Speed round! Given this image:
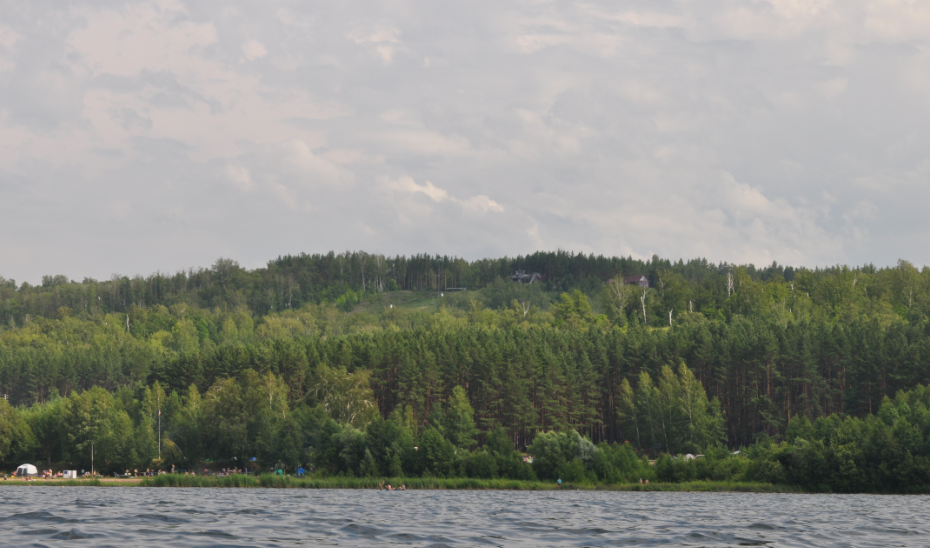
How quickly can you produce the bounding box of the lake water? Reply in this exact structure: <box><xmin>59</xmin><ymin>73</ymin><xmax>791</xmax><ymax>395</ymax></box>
<box><xmin>0</xmin><ymin>487</ymin><xmax>926</xmax><ymax>547</ymax></box>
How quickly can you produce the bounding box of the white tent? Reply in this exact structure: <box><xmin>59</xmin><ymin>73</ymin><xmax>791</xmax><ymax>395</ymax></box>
<box><xmin>15</xmin><ymin>464</ymin><xmax>38</xmax><ymax>477</ymax></box>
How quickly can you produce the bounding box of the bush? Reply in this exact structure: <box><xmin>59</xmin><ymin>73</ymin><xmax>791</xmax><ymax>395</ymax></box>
<box><xmin>465</xmin><ymin>451</ymin><xmax>498</xmax><ymax>479</ymax></box>
<box><xmin>529</xmin><ymin>431</ymin><xmax>576</xmax><ymax>480</ymax></box>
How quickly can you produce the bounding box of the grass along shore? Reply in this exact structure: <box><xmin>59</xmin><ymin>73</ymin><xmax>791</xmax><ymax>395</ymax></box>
<box><xmin>19</xmin><ymin>476</ymin><xmax>930</xmax><ymax>493</ymax></box>
<box><xmin>133</xmin><ymin>474</ymin><xmax>796</xmax><ymax>492</ymax></box>
<box><xmin>1</xmin><ymin>474</ymin><xmax>797</xmax><ymax>491</ymax></box>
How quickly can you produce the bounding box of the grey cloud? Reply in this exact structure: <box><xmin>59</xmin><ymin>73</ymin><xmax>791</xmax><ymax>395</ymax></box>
<box><xmin>129</xmin><ymin>136</ymin><xmax>192</xmax><ymax>159</ymax></box>
<box><xmin>1</xmin><ymin>0</ymin><xmax>930</xmax><ymax>282</ymax></box>
<box><xmin>139</xmin><ymin>70</ymin><xmax>223</xmax><ymax>113</ymax></box>
<box><xmin>90</xmin><ymin>70</ymin><xmax>222</xmax><ymax>113</ymax></box>
<box><xmin>89</xmin><ymin>73</ymin><xmax>143</xmax><ymax>93</ymax></box>
<box><xmin>0</xmin><ymin>47</ymin><xmax>87</xmax><ymax>129</ymax></box>
<box><xmin>90</xmin><ymin>147</ymin><xmax>125</xmax><ymax>158</ymax></box>
<box><xmin>110</xmin><ymin>108</ymin><xmax>151</xmax><ymax>131</ymax></box>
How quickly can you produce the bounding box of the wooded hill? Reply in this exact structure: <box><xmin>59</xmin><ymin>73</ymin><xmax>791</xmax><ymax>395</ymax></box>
<box><xmin>1</xmin><ymin>251</ymin><xmax>797</xmax><ymax>325</ymax></box>
<box><xmin>2</xmin><ymin>251</ymin><xmax>930</xmax><ymax>452</ymax></box>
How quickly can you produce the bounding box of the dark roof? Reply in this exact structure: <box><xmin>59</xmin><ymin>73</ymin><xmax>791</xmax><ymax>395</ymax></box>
<box><xmin>623</xmin><ymin>275</ymin><xmax>647</xmax><ymax>283</ymax></box>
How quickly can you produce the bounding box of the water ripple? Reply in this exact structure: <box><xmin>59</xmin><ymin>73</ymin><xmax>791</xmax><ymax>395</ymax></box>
<box><xmin>0</xmin><ymin>487</ymin><xmax>928</xmax><ymax>547</ymax></box>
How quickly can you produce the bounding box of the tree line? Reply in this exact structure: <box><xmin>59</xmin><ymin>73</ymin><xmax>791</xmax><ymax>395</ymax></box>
<box><xmin>4</xmin><ymin>363</ymin><xmax>930</xmax><ymax>492</ymax></box>
<box><xmin>2</xmin><ymin>288</ymin><xmax>930</xmax><ymax>448</ymax></box>
<box><xmin>1</xmin><ymin>250</ymin><xmax>798</xmax><ymax>326</ymax></box>
<box><xmin>0</xmin><ymin>361</ymin><xmax>720</xmax><ymax>483</ymax></box>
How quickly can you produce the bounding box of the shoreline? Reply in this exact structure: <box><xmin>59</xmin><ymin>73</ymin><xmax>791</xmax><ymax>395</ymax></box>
<box><xmin>6</xmin><ymin>475</ymin><xmax>926</xmax><ymax>493</ymax></box>
<box><xmin>1</xmin><ymin>476</ymin><xmax>799</xmax><ymax>492</ymax></box>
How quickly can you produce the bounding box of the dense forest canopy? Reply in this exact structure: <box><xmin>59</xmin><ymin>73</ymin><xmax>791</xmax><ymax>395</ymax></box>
<box><xmin>3</xmin><ymin>250</ymin><xmax>930</xmax><ymax>490</ymax></box>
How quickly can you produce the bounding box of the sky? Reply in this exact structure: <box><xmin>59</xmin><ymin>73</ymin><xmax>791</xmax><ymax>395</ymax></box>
<box><xmin>2</xmin><ymin>0</ymin><xmax>930</xmax><ymax>283</ymax></box>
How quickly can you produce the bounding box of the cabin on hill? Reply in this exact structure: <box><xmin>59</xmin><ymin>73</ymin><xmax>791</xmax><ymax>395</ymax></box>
<box><xmin>623</xmin><ymin>275</ymin><xmax>649</xmax><ymax>289</ymax></box>
<box><xmin>510</xmin><ymin>270</ymin><xmax>543</xmax><ymax>284</ymax></box>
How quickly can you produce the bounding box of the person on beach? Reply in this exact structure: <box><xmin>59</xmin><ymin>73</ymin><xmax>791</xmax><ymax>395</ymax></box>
<box><xmin>557</xmin><ymin>478</ymin><xmax>562</xmax><ymax>490</ymax></box>
<box><xmin>378</xmin><ymin>480</ymin><xmax>384</xmax><ymax>490</ymax></box>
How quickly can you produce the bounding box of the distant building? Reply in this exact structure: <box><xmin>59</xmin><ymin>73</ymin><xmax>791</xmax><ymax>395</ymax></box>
<box><xmin>510</xmin><ymin>270</ymin><xmax>543</xmax><ymax>284</ymax></box>
<box><xmin>623</xmin><ymin>275</ymin><xmax>649</xmax><ymax>289</ymax></box>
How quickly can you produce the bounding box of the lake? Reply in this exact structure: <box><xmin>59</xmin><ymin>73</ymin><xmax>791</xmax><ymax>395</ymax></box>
<box><xmin>0</xmin><ymin>487</ymin><xmax>925</xmax><ymax>546</ymax></box>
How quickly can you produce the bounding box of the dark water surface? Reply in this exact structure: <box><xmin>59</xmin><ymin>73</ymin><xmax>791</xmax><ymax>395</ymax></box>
<box><xmin>0</xmin><ymin>487</ymin><xmax>926</xmax><ymax>547</ymax></box>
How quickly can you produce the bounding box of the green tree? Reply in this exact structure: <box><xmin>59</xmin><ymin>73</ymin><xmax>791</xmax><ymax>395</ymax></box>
<box><xmin>63</xmin><ymin>387</ymin><xmax>135</xmax><ymax>472</ymax></box>
<box><xmin>603</xmin><ymin>278</ymin><xmax>636</xmax><ymax>326</ymax></box>
<box><xmin>0</xmin><ymin>398</ymin><xmax>37</xmax><ymax>466</ymax></box>
<box><xmin>23</xmin><ymin>397</ymin><xmax>61</xmax><ymax>467</ymax></box>
<box><xmin>528</xmin><ymin>430</ymin><xmax>577</xmax><ymax>480</ymax></box>
<box><xmin>443</xmin><ymin>386</ymin><xmax>477</xmax><ymax>450</ymax></box>
<box><xmin>167</xmin><ymin>385</ymin><xmax>204</xmax><ymax>463</ymax></box>
<box><xmin>552</xmin><ymin>290</ymin><xmax>594</xmax><ymax>328</ymax></box>
<box><xmin>308</xmin><ymin>365</ymin><xmax>378</xmax><ymax>428</ymax></box>
<box><xmin>419</xmin><ymin>427</ymin><xmax>456</xmax><ymax>477</ymax></box>
<box><xmin>617</xmin><ymin>378</ymin><xmax>640</xmax><ymax>447</ymax></box>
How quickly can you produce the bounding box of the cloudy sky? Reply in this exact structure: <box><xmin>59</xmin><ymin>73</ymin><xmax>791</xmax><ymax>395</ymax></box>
<box><xmin>1</xmin><ymin>0</ymin><xmax>929</xmax><ymax>282</ymax></box>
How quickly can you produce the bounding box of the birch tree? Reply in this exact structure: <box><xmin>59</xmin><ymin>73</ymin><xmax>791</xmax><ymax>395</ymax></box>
<box><xmin>603</xmin><ymin>277</ymin><xmax>635</xmax><ymax>325</ymax></box>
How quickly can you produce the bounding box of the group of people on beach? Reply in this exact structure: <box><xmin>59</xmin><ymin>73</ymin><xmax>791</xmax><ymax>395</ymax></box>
<box><xmin>378</xmin><ymin>481</ymin><xmax>406</xmax><ymax>491</ymax></box>
<box><xmin>219</xmin><ymin>467</ymin><xmax>245</xmax><ymax>476</ymax></box>
<box><xmin>4</xmin><ymin>470</ymin><xmax>60</xmax><ymax>481</ymax></box>
<box><xmin>5</xmin><ymin>469</ymin><xmax>187</xmax><ymax>479</ymax></box>
<box><xmin>121</xmin><ymin>468</ymin><xmax>165</xmax><ymax>477</ymax></box>
<box><xmin>6</xmin><ymin>469</ymin><xmax>85</xmax><ymax>480</ymax></box>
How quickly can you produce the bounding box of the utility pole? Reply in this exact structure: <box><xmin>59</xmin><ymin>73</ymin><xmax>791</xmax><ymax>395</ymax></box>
<box><xmin>158</xmin><ymin>408</ymin><xmax>161</xmax><ymax>459</ymax></box>
<box><xmin>91</xmin><ymin>442</ymin><xmax>94</xmax><ymax>478</ymax></box>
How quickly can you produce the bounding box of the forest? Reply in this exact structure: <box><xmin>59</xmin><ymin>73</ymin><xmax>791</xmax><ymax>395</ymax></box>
<box><xmin>3</xmin><ymin>250</ymin><xmax>930</xmax><ymax>491</ymax></box>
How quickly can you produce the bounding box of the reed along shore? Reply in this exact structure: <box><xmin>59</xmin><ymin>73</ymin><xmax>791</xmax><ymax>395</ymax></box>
<box><xmin>0</xmin><ymin>474</ymin><xmax>796</xmax><ymax>492</ymax></box>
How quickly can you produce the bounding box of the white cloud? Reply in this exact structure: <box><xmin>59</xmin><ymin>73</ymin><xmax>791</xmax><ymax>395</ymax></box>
<box><xmin>347</xmin><ymin>23</ymin><xmax>403</xmax><ymax>64</ymax></box>
<box><xmin>241</xmin><ymin>39</ymin><xmax>268</xmax><ymax>61</ymax></box>
<box><xmin>388</xmin><ymin>176</ymin><xmax>449</xmax><ymax>202</ymax></box>
<box><xmin>0</xmin><ymin>23</ymin><xmax>20</xmax><ymax>73</ymax></box>
<box><xmin>1</xmin><ymin>0</ymin><xmax>930</xmax><ymax>281</ymax></box>
<box><xmin>224</xmin><ymin>138</ymin><xmax>355</xmax><ymax>211</ymax></box>
<box><xmin>462</xmin><ymin>195</ymin><xmax>505</xmax><ymax>213</ymax></box>
<box><xmin>385</xmin><ymin>176</ymin><xmax>504</xmax><ymax>213</ymax></box>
